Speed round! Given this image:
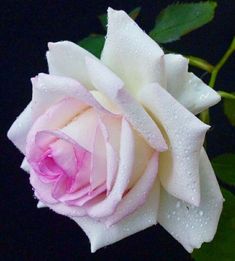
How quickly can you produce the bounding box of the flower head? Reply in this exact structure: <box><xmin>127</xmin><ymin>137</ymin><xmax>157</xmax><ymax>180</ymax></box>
<box><xmin>8</xmin><ymin>8</ymin><xmax>223</xmax><ymax>253</ymax></box>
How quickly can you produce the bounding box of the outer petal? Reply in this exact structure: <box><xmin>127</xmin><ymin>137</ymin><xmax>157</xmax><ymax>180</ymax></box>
<box><xmin>158</xmin><ymin>148</ymin><xmax>224</xmax><ymax>252</ymax></box>
<box><xmin>85</xmin><ymin>56</ymin><xmax>167</xmax><ymax>152</ymax></box>
<box><xmin>21</xmin><ymin>157</ymin><xmax>30</xmax><ymax>173</ymax></box>
<box><xmin>31</xmin><ymin>73</ymin><xmax>111</xmax><ymax>120</ymax></box>
<box><xmin>8</xmin><ymin>73</ymin><xmax>109</xmax><ymax>153</ymax></box>
<box><xmin>164</xmin><ymin>54</ymin><xmax>221</xmax><ymax>114</ymax></box>
<box><xmin>26</xmin><ymin>97</ymin><xmax>84</xmax><ymax>158</ymax></box>
<box><xmin>105</xmin><ymin>152</ymin><xmax>159</xmax><ymax>226</ymax></box>
<box><xmin>101</xmin><ymin>8</ymin><xmax>165</xmax><ymax>95</ymax></box>
<box><xmin>46</xmin><ymin>41</ymin><xmax>99</xmax><ymax>90</ymax></box>
<box><xmin>72</xmin><ymin>178</ymin><xmax>160</xmax><ymax>253</ymax></box>
<box><xmin>7</xmin><ymin>102</ymin><xmax>32</xmax><ymax>154</ymax></box>
<box><xmin>139</xmin><ymin>83</ymin><xmax>209</xmax><ymax>206</ymax></box>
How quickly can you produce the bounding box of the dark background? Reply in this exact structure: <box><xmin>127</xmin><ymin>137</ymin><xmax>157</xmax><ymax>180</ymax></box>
<box><xmin>1</xmin><ymin>0</ymin><xmax>234</xmax><ymax>260</ymax></box>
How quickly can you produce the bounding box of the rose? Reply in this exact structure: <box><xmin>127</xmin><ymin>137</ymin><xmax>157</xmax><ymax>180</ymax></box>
<box><xmin>8</xmin><ymin>8</ymin><xmax>223</xmax><ymax>253</ymax></box>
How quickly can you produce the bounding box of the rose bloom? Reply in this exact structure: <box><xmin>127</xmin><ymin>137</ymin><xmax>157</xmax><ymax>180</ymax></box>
<box><xmin>8</xmin><ymin>8</ymin><xmax>223</xmax><ymax>253</ymax></box>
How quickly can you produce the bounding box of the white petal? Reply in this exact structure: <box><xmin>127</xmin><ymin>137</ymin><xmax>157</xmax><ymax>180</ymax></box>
<box><xmin>31</xmin><ymin>73</ymin><xmax>110</xmax><ymax>120</ymax></box>
<box><xmin>7</xmin><ymin>102</ymin><xmax>32</xmax><ymax>154</ymax></box>
<box><xmin>86</xmin><ymin>118</ymin><xmax>135</xmax><ymax>218</ymax></box>
<box><xmin>90</xmin><ymin>90</ymin><xmax>121</xmax><ymax>114</ymax></box>
<box><xmin>85</xmin><ymin>56</ymin><xmax>167</xmax><ymax>152</ymax></box>
<box><xmin>8</xmin><ymin>73</ymin><xmax>108</xmax><ymax>154</ymax></box>
<box><xmin>163</xmin><ymin>54</ymin><xmax>188</xmax><ymax>97</ymax></box>
<box><xmin>62</xmin><ymin>108</ymin><xmax>98</xmax><ymax>152</ymax></box>
<box><xmin>37</xmin><ymin>201</ymin><xmax>46</xmax><ymax>208</ymax></box>
<box><xmin>139</xmin><ymin>83</ymin><xmax>209</xmax><ymax>206</ymax></box>
<box><xmin>47</xmin><ymin>41</ymin><xmax>99</xmax><ymax>90</ymax></box>
<box><xmin>158</xmin><ymin>148</ymin><xmax>224</xmax><ymax>252</ymax></box>
<box><xmin>72</xmin><ymin>178</ymin><xmax>160</xmax><ymax>252</ymax></box>
<box><xmin>21</xmin><ymin>157</ymin><xmax>30</xmax><ymax>173</ymax></box>
<box><xmin>105</xmin><ymin>152</ymin><xmax>159</xmax><ymax>226</ymax></box>
<box><xmin>101</xmin><ymin>8</ymin><xmax>165</xmax><ymax>96</ymax></box>
<box><xmin>164</xmin><ymin>54</ymin><xmax>221</xmax><ymax>114</ymax></box>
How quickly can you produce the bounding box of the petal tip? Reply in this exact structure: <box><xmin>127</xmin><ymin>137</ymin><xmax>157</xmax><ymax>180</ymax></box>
<box><xmin>47</xmin><ymin>42</ymin><xmax>54</xmax><ymax>50</ymax></box>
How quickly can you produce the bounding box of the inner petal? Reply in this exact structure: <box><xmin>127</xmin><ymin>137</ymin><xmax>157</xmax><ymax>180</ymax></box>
<box><xmin>50</xmin><ymin>139</ymin><xmax>78</xmax><ymax>177</ymax></box>
<box><xmin>34</xmin><ymin>130</ymin><xmax>92</xmax><ymax>196</ymax></box>
<box><xmin>90</xmin><ymin>124</ymin><xmax>107</xmax><ymax>190</ymax></box>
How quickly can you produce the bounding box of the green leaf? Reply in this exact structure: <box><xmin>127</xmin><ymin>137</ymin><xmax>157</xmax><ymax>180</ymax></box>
<box><xmin>99</xmin><ymin>7</ymin><xmax>141</xmax><ymax>30</ymax></box>
<box><xmin>223</xmin><ymin>92</ymin><xmax>235</xmax><ymax>126</ymax></box>
<box><xmin>192</xmin><ymin>189</ymin><xmax>235</xmax><ymax>261</ymax></box>
<box><xmin>150</xmin><ymin>2</ymin><xmax>217</xmax><ymax>43</ymax></box>
<box><xmin>212</xmin><ymin>154</ymin><xmax>235</xmax><ymax>186</ymax></box>
<box><xmin>79</xmin><ymin>34</ymin><xmax>105</xmax><ymax>58</ymax></box>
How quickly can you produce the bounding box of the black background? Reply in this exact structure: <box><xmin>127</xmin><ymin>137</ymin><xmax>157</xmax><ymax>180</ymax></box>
<box><xmin>1</xmin><ymin>0</ymin><xmax>234</xmax><ymax>260</ymax></box>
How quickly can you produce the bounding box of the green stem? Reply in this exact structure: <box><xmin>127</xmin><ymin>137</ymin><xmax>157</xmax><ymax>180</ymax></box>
<box><xmin>209</xmin><ymin>37</ymin><xmax>235</xmax><ymax>89</ymax></box>
<box><xmin>200</xmin><ymin>37</ymin><xmax>235</xmax><ymax>125</ymax></box>
<box><xmin>187</xmin><ymin>55</ymin><xmax>214</xmax><ymax>72</ymax></box>
<box><xmin>199</xmin><ymin>109</ymin><xmax>210</xmax><ymax>124</ymax></box>
<box><xmin>218</xmin><ymin>91</ymin><xmax>235</xmax><ymax>100</ymax></box>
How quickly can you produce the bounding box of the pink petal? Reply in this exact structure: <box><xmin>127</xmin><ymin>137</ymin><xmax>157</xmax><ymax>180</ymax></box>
<box><xmin>69</xmin><ymin>183</ymin><xmax>106</xmax><ymax>207</ymax></box>
<box><xmin>51</xmin><ymin>174</ymin><xmax>69</xmax><ymax>200</ymax></box>
<box><xmin>68</xmin><ymin>151</ymin><xmax>91</xmax><ymax>193</ymax></box>
<box><xmin>30</xmin><ymin>169</ymin><xmax>58</xmax><ymax>204</ymax></box>
<box><xmin>26</xmin><ymin>97</ymin><xmax>84</xmax><ymax>161</ymax></box>
<box><xmin>30</xmin><ymin>162</ymin><xmax>88</xmax><ymax>218</ymax></box>
<box><xmin>85</xmin><ymin>56</ymin><xmax>167</xmax><ymax>152</ymax></box>
<box><xmin>35</xmin><ymin>130</ymin><xmax>92</xmax><ymax>188</ymax></box>
<box><xmin>105</xmin><ymin>152</ymin><xmax>159</xmax><ymax>226</ymax></box>
<box><xmin>139</xmin><ymin>83</ymin><xmax>209</xmax><ymax>206</ymax></box>
<box><xmin>29</xmin><ymin>129</ymin><xmax>92</xmax><ymax>199</ymax></box>
<box><xmin>50</xmin><ymin>139</ymin><xmax>78</xmax><ymax>177</ymax></box>
<box><xmin>86</xmin><ymin>118</ymin><xmax>135</xmax><ymax>218</ymax></box>
<box><xmin>60</xmin><ymin>185</ymin><xmax>91</xmax><ymax>202</ymax></box>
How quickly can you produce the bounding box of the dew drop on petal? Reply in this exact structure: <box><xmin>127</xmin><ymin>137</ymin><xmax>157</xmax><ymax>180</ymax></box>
<box><xmin>176</xmin><ymin>201</ymin><xmax>181</xmax><ymax>208</ymax></box>
<box><xmin>199</xmin><ymin>210</ymin><xmax>203</xmax><ymax>216</ymax></box>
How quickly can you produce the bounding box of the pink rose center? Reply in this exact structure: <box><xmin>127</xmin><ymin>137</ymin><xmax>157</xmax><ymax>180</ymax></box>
<box><xmin>30</xmin><ymin>132</ymin><xmax>98</xmax><ymax>201</ymax></box>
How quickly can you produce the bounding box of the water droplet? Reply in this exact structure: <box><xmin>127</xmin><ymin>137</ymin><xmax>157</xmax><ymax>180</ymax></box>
<box><xmin>199</xmin><ymin>211</ymin><xmax>203</xmax><ymax>216</ymax></box>
<box><xmin>176</xmin><ymin>201</ymin><xmax>181</xmax><ymax>208</ymax></box>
